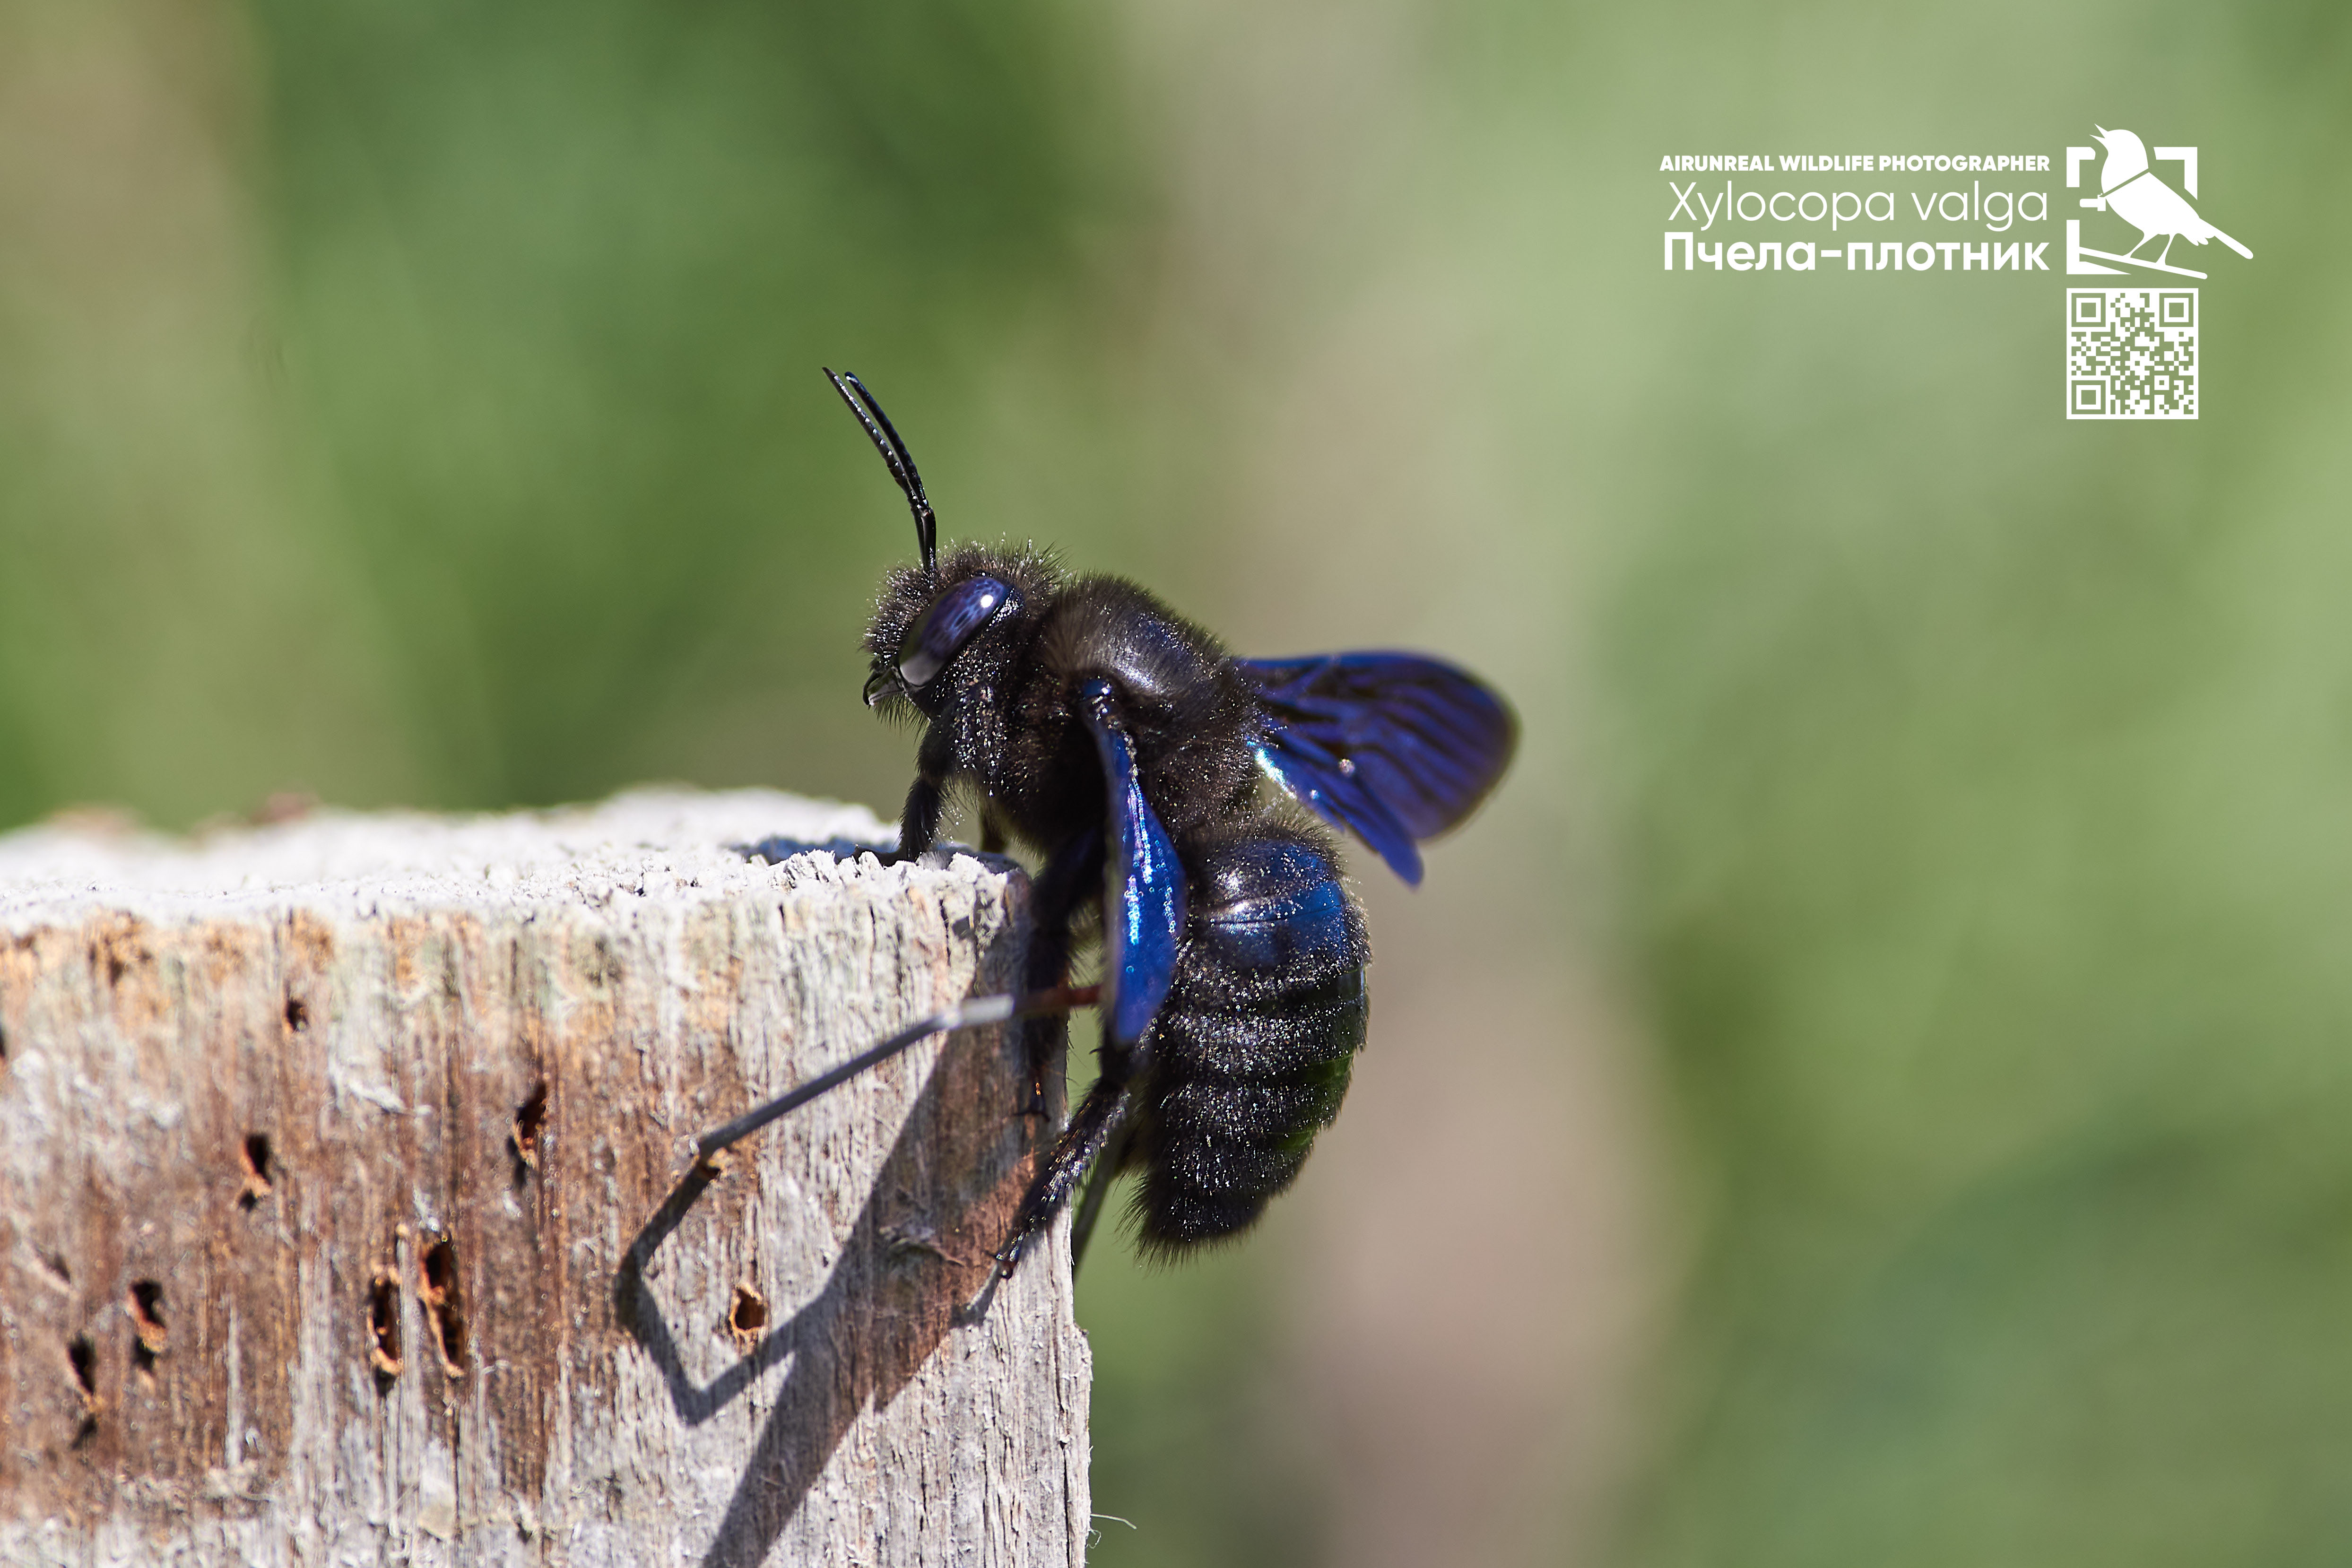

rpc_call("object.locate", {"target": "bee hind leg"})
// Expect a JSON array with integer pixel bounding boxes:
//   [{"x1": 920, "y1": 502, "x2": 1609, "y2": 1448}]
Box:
[
  {"x1": 993, "y1": 1075, "x2": 1133, "y2": 1279},
  {"x1": 1068, "y1": 1113, "x2": 1138, "y2": 1273}
]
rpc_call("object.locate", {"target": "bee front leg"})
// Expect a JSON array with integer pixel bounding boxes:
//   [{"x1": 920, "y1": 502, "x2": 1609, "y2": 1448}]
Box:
[{"x1": 881, "y1": 724, "x2": 954, "y2": 865}]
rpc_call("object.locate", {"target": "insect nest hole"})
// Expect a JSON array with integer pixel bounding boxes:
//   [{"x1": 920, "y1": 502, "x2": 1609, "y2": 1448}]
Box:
[
  {"x1": 726, "y1": 1282, "x2": 769, "y2": 1350},
  {"x1": 367, "y1": 1270, "x2": 402, "y2": 1387},
  {"x1": 417, "y1": 1239, "x2": 469, "y2": 1376},
  {"x1": 67, "y1": 1334, "x2": 99, "y2": 1444},
  {"x1": 126, "y1": 1280, "x2": 166, "y2": 1382},
  {"x1": 237, "y1": 1132, "x2": 275, "y2": 1208},
  {"x1": 510, "y1": 1082, "x2": 549, "y2": 1173}
]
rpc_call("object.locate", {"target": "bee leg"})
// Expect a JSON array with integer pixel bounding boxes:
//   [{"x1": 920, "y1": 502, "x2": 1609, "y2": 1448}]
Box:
[
  {"x1": 879, "y1": 724, "x2": 952, "y2": 865},
  {"x1": 980, "y1": 809, "x2": 1008, "y2": 855},
  {"x1": 994, "y1": 1074, "x2": 1133, "y2": 1278},
  {"x1": 1016, "y1": 828, "x2": 1104, "y2": 1116},
  {"x1": 1068, "y1": 1112, "x2": 1137, "y2": 1274}
]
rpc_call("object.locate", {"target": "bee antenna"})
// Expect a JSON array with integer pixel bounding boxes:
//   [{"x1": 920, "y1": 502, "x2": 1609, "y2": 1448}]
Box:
[{"x1": 823, "y1": 368, "x2": 937, "y2": 576}]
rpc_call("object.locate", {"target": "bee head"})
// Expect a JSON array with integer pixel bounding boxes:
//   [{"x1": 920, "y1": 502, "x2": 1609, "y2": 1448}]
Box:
[
  {"x1": 862, "y1": 547, "x2": 1043, "y2": 715},
  {"x1": 826, "y1": 370, "x2": 1059, "y2": 716}
]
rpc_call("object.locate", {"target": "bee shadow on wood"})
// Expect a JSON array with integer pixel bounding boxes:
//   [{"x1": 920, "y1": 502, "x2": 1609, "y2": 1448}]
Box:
[{"x1": 613, "y1": 907, "x2": 1044, "y2": 1568}]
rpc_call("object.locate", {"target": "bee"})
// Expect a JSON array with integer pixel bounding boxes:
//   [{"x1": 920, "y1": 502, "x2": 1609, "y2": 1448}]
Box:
[{"x1": 697, "y1": 371, "x2": 1516, "y2": 1277}]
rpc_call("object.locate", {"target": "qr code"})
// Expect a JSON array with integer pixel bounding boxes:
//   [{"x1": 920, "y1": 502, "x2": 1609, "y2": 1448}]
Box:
[{"x1": 2066, "y1": 289, "x2": 2196, "y2": 419}]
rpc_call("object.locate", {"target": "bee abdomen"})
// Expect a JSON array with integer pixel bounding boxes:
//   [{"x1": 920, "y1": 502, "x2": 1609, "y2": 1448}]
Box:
[{"x1": 1132, "y1": 829, "x2": 1370, "y2": 1253}]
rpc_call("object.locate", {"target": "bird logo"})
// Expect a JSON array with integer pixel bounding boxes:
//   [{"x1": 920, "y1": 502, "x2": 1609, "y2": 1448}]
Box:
[{"x1": 2070, "y1": 126, "x2": 2251, "y2": 278}]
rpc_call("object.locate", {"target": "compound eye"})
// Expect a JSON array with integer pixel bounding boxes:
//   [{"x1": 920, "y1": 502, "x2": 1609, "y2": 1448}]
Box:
[{"x1": 898, "y1": 576, "x2": 1016, "y2": 688}]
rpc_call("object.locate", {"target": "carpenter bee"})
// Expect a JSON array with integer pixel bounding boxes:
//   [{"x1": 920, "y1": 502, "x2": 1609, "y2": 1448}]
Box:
[{"x1": 698, "y1": 371, "x2": 1516, "y2": 1277}]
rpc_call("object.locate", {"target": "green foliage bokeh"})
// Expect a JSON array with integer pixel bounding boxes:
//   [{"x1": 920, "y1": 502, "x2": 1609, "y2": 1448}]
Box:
[{"x1": 4, "y1": 0, "x2": 2352, "y2": 1563}]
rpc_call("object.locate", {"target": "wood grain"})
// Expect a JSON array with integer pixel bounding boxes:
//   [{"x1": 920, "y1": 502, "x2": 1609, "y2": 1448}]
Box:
[{"x1": 0, "y1": 789, "x2": 1089, "y2": 1567}]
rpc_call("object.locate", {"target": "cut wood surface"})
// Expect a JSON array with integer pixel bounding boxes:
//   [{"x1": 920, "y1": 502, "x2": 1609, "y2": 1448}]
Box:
[{"x1": 0, "y1": 789, "x2": 1089, "y2": 1568}]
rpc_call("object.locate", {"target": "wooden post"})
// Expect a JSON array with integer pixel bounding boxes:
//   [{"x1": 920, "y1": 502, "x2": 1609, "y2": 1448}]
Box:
[{"x1": 0, "y1": 790, "x2": 1090, "y2": 1567}]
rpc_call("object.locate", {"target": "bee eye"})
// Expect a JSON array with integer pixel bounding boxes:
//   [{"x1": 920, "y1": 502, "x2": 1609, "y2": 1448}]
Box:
[{"x1": 898, "y1": 576, "x2": 1016, "y2": 688}]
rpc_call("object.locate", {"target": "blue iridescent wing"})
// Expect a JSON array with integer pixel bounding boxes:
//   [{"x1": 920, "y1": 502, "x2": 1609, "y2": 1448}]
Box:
[
  {"x1": 1235, "y1": 652, "x2": 1516, "y2": 886},
  {"x1": 1077, "y1": 680, "x2": 1188, "y2": 1045}
]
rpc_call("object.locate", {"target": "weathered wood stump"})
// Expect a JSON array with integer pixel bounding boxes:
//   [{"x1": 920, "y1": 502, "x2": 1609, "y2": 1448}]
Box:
[{"x1": 0, "y1": 790, "x2": 1089, "y2": 1567}]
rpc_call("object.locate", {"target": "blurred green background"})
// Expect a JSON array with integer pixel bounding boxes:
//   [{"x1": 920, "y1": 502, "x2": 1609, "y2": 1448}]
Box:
[{"x1": 5, "y1": 0, "x2": 2351, "y2": 1563}]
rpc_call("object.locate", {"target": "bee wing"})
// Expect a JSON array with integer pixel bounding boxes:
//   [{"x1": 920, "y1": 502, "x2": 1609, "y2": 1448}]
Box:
[
  {"x1": 1078, "y1": 681, "x2": 1189, "y2": 1045},
  {"x1": 1235, "y1": 652, "x2": 1517, "y2": 886}
]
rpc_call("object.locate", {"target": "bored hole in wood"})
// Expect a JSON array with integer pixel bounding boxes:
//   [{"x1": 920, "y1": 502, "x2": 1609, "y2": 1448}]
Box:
[
  {"x1": 418, "y1": 1239, "x2": 469, "y2": 1375},
  {"x1": 283, "y1": 996, "x2": 309, "y2": 1032},
  {"x1": 68, "y1": 1335, "x2": 99, "y2": 1444},
  {"x1": 238, "y1": 1133, "x2": 275, "y2": 1207},
  {"x1": 127, "y1": 1280, "x2": 165, "y2": 1380},
  {"x1": 727, "y1": 1282, "x2": 769, "y2": 1349},
  {"x1": 511, "y1": 1082, "x2": 548, "y2": 1171},
  {"x1": 367, "y1": 1271, "x2": 402, "y2": 1384}
]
